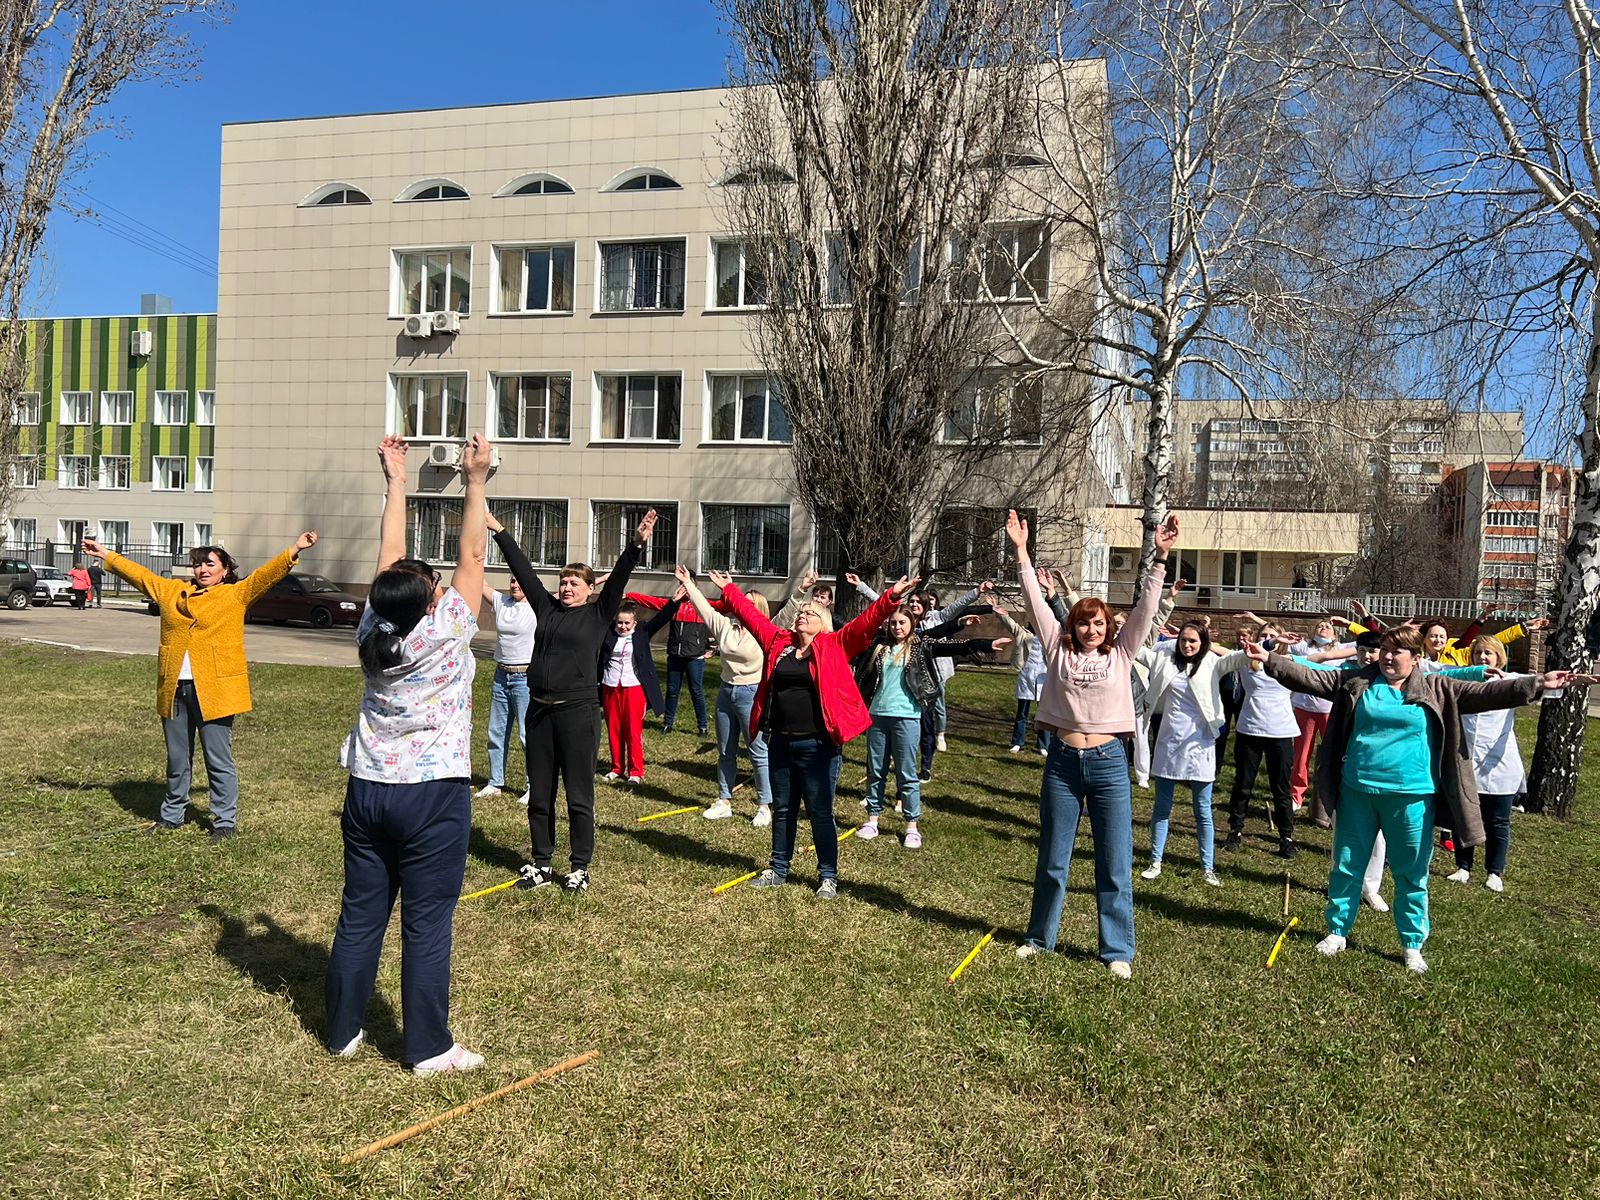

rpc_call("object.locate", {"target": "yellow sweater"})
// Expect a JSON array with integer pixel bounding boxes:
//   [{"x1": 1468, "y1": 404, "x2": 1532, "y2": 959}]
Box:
[
  {"x1": 1348, "y1": 621, "x2": 1527, "y2": 667},
  {"x1": 104, "y1": 548, "x2": 300, "y2": 720}
]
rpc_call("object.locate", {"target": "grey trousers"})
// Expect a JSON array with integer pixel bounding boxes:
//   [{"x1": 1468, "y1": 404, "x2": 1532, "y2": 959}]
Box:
[{"x1": 162, "y1": 681, "x2": 238, "y2": 827}]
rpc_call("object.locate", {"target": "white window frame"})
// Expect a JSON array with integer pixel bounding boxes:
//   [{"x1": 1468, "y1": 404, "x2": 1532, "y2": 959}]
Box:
[
  {"x1": 8, "y1": 517, "x2": 38, "y2": 547},
  {"x1": 593, "y1": 373, "x2": 683, "y2": 444},
  {"x1": 98, "y1": 456, "x2": 131, "y2": 490},
  {"x1": 194, "y1": 523, "x2": 214, "y2": 547},
  {"x1": 495, "y1": 172, "x2": 576, "y2": 198},
  {"x1": 14, "y1": 392, "x2": 39, "y2": 425},
  {"x1": 100, "y1": 391, "x2": 134, "y2": 426},
  {"x1": 390, "y1": 372, "x2": 470, "y2": 441},
  {"x1": 823, "y1": 232, "x2": 922, "y2": 307},
  {"x1": 57, "y1": 455, "x2": 91, "y2": 489},
  {"x1": 391, "y1": 246, "x2": 474, "y2": 317},
  {"x1": 590, "y1": 500, "x2": 678, "y2": 571},
  {"x1": 491, "y1": 243, "x2": 577, "y2": 315},
  {"x1": 154, "y1": 391, "x2": 188, "y2": 426},
  {"x1": 396, "y1": 178, "x2": 469, "y2": 203},
  {"x1": 60, "y1": 391, "x2": 92, "y2": 426},
  {"x1": 704, "y1": 373, "x2": 792, "y2": 444},
  {"x1": 195, "y1": 391, "x2": 216, "y2": 426},
  {"x1": 940, "y1": 372, "x2": 1044, "y2": 445},
  {"x1": 601, "y1": 167, "x2": 683, "y2": 193},
  {"x1": 708, "y1": 238, "x2": 796, "y2": 310},
  {"x1": 949, "y1": 221, "x2": 1050, "y2": 302},
  {"x1": 595, "y1": 237, "x2": 688, "y2": 312},
  {"x1": 98, "y1": 520, "x2": 129, "y2": 548},
  {"x1": 490, "y1": 373, "x2": 573, "y2": 442},
  {"x1": 699, "y1": 502, "x2": 792, "y2": 577},
  {"x1": 195, "y1": 456, "x2": 214, "y2": 493},
  {"x1": 7, "y1": 457, "x2": 38, "y2": 489},
  {"x1": 487, "y1": 498, "x2": 569, "y2": 567},
  {"x1": 1220, "y1": 550, "x2": 1260, "y2": 594},
  {"x1": 406, "y1": 497, "x2": 463, "y2": 564},
  {"x1": 152, "y1": 521, "x2": 184, "y2": 554},
  {"x1": 152, "y1": 456, "x2": 186, "y2": 492}
]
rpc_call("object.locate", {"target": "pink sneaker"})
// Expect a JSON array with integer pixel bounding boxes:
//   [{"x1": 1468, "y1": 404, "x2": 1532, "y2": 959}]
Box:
[
  {"x1": 903, "y1": 829, "x2": 923, "y2": 849},
  {"x1": 412, "y1": 1043, "x2": 485, "y2": 1077}
]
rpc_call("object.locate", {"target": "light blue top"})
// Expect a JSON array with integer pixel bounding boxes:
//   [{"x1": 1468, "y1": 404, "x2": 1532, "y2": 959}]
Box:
[
  {"x1": 1344, "y1": 682, "x2": 1436, "y2": 796},
  {"x1": 870, "y1": 650, "x2": 920, "y2": 718}
]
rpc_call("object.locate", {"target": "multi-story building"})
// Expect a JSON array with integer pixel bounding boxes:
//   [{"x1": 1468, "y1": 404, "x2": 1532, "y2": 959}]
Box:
[
  {"x1": 212, "y1": 74, "x2": 1123, "y2": 592},
  {"x1": 1442, "y1": 461, "x2": 1572, "y2": 617},
  {"x1": 4, "y1": 306, "x2": 217, "y2": 560}
]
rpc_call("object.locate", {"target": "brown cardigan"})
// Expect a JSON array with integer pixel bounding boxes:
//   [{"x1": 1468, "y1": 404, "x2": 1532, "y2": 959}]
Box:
[{"x1": 1263, "y1": 657, "x2": 1539, "y2": 847}]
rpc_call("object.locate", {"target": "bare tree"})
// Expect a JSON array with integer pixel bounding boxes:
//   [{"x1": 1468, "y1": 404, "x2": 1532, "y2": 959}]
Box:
[
  {"x1": 717, "y1": 0, "x2": 1114, "y2": 598},
  {"x1": 0, "y1": 0, "x2": 216, "y2": 519}
]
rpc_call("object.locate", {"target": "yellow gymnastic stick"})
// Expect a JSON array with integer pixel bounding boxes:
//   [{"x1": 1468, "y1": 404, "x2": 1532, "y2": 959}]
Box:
[
  {"x1": 338, "y1": 1050, "x2": 599, "y2": 1164},
  {"x1": 636, "y1": 805, "x2": 700, "y2": 823},
  {"x1": 711, "y1": 828, "x2": 859, "y2": 894},
  {"x1": 460, "y1": 877, "x2": 521, "y2": 902},
  {"x1": 1266, "y1": 916, "x2": 1300, "y2": 969},
  {"x1": 947, "y1": 928, "x2": 997, "y2": 984}
]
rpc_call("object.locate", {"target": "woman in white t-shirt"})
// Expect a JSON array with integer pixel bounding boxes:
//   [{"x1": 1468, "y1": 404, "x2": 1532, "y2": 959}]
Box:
[{"x1": 326, "y1": 433, "x2": 492, "y2": 1078}]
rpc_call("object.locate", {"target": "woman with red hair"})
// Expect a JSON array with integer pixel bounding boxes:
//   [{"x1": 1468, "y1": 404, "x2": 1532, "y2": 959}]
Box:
[{"x1": 1009, "y1": 510, "x2": 1178, "y2": 978}]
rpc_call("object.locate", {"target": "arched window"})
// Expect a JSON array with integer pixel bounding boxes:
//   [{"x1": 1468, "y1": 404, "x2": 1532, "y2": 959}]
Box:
[
  {"x1": 496, "y1": 172, "x2": 576, "y2": 197},
  {"x1": 397, "y1": 178, "x2": 470, "y2": 202},
  {"x1": 718, "y1": 164, "x2": 795, "y2": 186},
  {"x1": 972, "y1": 149, "x2": 1049, "y2": 170},
  {"x1": 300, "y1": 182, "x2": 371, "y2": 207},
  {"x1": 603, "y1": 167, "x2": 683, "y2": 193}
]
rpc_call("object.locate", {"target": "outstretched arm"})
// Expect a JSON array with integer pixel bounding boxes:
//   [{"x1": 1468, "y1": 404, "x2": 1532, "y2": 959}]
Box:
[
  {"x1": 642, "y1": 587, "x2": 686, "y2": 637},
  {"x1": 836, "y1": 576, "x2": 920, "y2": 658},
  {"x1": 1115, "y1": 515, "x2": 1178, "y2": 653},
  {"x1": 597, "y1": 509, "x2": 655, "y2": 622},
  {"x1": 375, "y1": 436, "x2": 410, "y2": 574},
  {"x1": 85, "y1": 538, "x2": 174, "y2": 605},
  {"x1": 716, "y1": 573, "x2": 780, "y2": 653},
  {"x1": 844, "y1": 571, "x2": 881, "y2": 603},
  {"x1": 448, "y1": 436, "x2": 492, "y2": 601},
  {"x1": 490, "y1": 511, "x2": 555, "y2": 616},
  {"x1": 239, "y1": 532, "x2": 318, "y2": 607},
  {"x1": 1259, "y1": 646, "x2": 1346, "y2": 699}
]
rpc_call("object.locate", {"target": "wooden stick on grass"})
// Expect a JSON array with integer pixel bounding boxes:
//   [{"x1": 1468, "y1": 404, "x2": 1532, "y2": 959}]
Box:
[
  {"x1": 339, "y1": 1050, "x2": 599, "y2": 1164},
  {"x1": 1282, "y1": 874, "x2": 1291, "y2": 920}
]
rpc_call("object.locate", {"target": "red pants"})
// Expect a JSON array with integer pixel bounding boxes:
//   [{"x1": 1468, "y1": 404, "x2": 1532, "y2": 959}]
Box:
[
  {"x1": 601, "y1": 684, "x2": 647, "y2": 778},
  {"x1": 1290, "y1": 707, "x2": 1328, "y2": 809}
]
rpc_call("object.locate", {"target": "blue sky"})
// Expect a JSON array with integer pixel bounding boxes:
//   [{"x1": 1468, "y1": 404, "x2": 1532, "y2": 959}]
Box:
[{"x1": 31, "y1": 1, "x2": 729, "y2": 317}]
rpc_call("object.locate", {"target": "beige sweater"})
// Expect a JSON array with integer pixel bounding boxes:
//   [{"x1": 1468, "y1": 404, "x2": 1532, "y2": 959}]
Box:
[{"x1": 685, "y1": 585, "x2": 765, "y2": 686}]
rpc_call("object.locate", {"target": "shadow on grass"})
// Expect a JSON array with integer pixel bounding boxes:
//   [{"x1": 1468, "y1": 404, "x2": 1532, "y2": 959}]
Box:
[
  {"x1": 612, "y1": 823, "x2": 754, "y2": 873},
  {"x1": 929, "y1": 789, "x2": 1037, "y2": 833},
  {"x1": 34, "y1": 775, "x2": 218, "y2": 829},
  {"x1": 468, "y1": 823, "x2": 527, "y2": 875},
  {"x1": 842, "y1": 877, "x2": 1000, "y2": 941},
  {"x1": 1133, "y1": 890, "x2": 1284, "y2": 936},
  {"x1": 197, "y1": 904, "x2": 403, "y2": 1060}
]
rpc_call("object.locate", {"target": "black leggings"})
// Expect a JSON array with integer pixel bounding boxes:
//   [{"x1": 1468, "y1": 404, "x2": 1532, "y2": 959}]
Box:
[
  {"x1": 1228, "y1": 733, "x2": 1295, "y2": 837},
  {"x1": 525, "y1": 699, "x2": 600, "y2": 870}
]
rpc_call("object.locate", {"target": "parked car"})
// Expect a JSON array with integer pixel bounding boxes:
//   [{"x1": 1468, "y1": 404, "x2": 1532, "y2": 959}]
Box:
[
  {"x1": 31, "y1": 565, "x2": 74, "y2": 606},
  {"x1": 246, "y1": 571, "x2": 364, "y2": 628},
  {"x1": 1, "y1": 557, "x2": 38, "y2": 610},
  {"x1": 145, "y1": 565, "x2": 195, "y2": 615}
]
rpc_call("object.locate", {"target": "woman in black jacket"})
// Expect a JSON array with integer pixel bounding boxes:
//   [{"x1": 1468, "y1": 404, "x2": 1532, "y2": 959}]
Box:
[
  {"x1": 487, "y1": 508, "x2": 656, "y2": 894},
  {"x1": 854, "y1": 607, "x2": 1007, "y2": 848}
]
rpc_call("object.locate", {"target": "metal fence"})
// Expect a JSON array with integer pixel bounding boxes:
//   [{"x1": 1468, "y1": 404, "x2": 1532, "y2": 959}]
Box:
[
  {"x1": 1075, "y1": 578, "x2": 1552, "y2": 623},
  {"x1": 4, "y1": 541, "x2": 186, "y2": 597}
]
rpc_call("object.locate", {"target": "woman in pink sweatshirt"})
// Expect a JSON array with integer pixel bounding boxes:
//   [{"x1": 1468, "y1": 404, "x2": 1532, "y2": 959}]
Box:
[{"x1": 1009, "y1": 509, "x2": 1178, "y2": 978}]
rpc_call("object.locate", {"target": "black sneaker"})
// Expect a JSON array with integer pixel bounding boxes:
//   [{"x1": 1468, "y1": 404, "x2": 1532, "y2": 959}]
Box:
[
  {"x1": 563, "y1": 868, "x2": 590, "y2": 894},
  {"x1": 209, "y1": 825, "x2": 237, "y2": 845},
  {"x1": 516, "y1": 863, "x2": 556, "y2": 889},
  {"x1": 1222, "y1": 830, "x2": 1243, "y2": 853},
  {"x1": 145, "y1": 819, "x2": 182, "y2": 835},
  {"x1": 1278, "y1": 838, "x2": 1298, "y2": 860}
]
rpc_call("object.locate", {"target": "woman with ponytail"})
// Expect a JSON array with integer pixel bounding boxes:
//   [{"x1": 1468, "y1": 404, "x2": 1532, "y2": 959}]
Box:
[{"x1": 328, "y1": 433, "x2": 493, "y2": 1077}]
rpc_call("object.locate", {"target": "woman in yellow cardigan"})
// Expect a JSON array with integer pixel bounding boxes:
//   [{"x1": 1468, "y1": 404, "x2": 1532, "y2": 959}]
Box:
[{"x1": 81, "y1": 531, "x2": 319, "y2": 841}]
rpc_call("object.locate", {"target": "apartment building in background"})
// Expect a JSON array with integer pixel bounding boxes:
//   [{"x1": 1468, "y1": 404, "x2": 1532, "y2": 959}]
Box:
[
  {"x1": 3, "y1": 305, "x2": 216, "y2": 560},
  {"x1": 1442, "y1": 461, "x2": 1573, "y2": 617},
  {"x1": 211, "y1": 72, "x2": 1126, "y2": 593}
]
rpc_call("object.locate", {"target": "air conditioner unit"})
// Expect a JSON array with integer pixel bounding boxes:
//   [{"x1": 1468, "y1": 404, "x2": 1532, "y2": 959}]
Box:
[
  {"x1": 1109, "y1": 551, "x2": 1132, "y2": 572},
  {"x1": 427, "y1": 442, "x2": 461, "y2": 468},
  {"x1": 130, "y1": 329, "x2": 153, "y2": 357},
  {"x1": 402, "y1": 314, "x2": 432, "y2": 339},
  {"x1": 431, "y1": 310, "x2": 461, "y2": 335}
]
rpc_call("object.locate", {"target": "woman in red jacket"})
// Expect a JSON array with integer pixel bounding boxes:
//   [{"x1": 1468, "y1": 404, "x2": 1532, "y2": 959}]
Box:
[{"x1": 711, "y1": 567, "x2": 918, "y2": 899}]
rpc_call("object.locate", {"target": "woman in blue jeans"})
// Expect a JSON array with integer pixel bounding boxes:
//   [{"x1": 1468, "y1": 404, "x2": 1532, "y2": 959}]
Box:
[
  {"x1": 1009, "y1": 508, "x2": 1177, "y2": 978},
  {"x1": 676, "y1": 565, "x2": 773, "y2": 825}
]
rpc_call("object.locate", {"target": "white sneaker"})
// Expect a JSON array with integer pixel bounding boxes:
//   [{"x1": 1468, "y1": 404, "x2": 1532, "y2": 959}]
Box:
[
  {"x1": 1403, "y1": 948, "x2": 1429, "y2": 974},
  {"x1": 334, "y1": 1029, "x2": 365, "y2": 1057},
  {"x1": 1108, "y1": 960, "x2": 1133, "y2": 980},
  {"x1": 1016, "y1": 943, "x2": 1043, "y2": 960},
  {"x1": 1446, "y1": 868, "x2": 1470, "y2": 884},
  {"x1": 752, "y1": 806, "x2": 772, "y2": 829},
  {"x1": 412, "y1": 1043, "x2": 485, "y2": 1077},
  {"x1": 703, "y1": 799, "x2": 733, "y2": 820},
  {"x1": 1203, "y1": 870, "x2": 1221, "y2": 887},
  {"x1": 517, "y1": 790, "x2": 529, "y2": 806},
  {"x1": 859, "y1": 796, "x2": 870, "y2": 808},
  {"x1": 936, "y1": 733, "x2": 947, "y2": 752},
  {"x1": 1009, "y1": 745, "x2": 1022, "y2": 754},
  {"x1": 474, "y1": 784, "x2": 502, "y2": 799},
  {"x1": 1135, "y1": 777, "x2": 1151, "y2": 790},
  {"x1": 1140, "y1": 862, "x2": 1162, "y2": 880},
  {"x1": 1315, "y1": 934, "x2": 1347, "y2": 957},
  {"x1": 1486, "y1": 873, "x2": 1505, "y2": 893},
  {"x1": 603, "y1": 771, "x2": 621, "y2": 783},
  {"x1": 1362, "y1": 887, "x2": 1390, "y2": 913},
  {"x1": 1037, "y1": 747, "x2": 1048, "y2": 757},
  {"x1": 855, "y1": 821, "x2": 879, "y2": 841},
  {"x1": 627, "y1": 775, "x2": 643, "y2": 785}
]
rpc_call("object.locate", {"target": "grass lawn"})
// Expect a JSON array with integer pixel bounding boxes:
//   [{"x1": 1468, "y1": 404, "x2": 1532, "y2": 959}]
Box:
[{"x1": 0, "y1": 641, "x2": 1597, "y2": 1198}]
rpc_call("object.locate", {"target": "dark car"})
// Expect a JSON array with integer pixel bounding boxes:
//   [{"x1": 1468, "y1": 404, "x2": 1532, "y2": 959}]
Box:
[
  {"x1": 246, "y1": 571, "x2": 364, "y2": 628},
  {"x1": 2, "y1": 557, "x2": 38, "y2": 610}
]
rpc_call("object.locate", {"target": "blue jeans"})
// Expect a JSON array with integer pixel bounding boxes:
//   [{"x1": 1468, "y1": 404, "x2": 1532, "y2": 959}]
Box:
[
  {"x1": 485, "y1": 667, "x2": 530, "y2": 788},
  {"x1": 664, "y1": 654, "x2": 707, "y2": 733},
  {"x1": 1012, "y1": 699, "x2": 1050, "y2": 751},
  {"x1": 932, "y1": 689, "x2": 948, "y2": 733},
  {"x1": 1151, "y1": 777, "x2": 1215, "y2": 871},
  {"x1": 715, "y1": 682, "x2": 771, "y2": 806},
  {"x1": 865, "y1": 715, "x2": 921, "y2": 821},
  {"x1": 1454, "y1": 792, "x2": 1515, "y2": 875},
  {"x1": 1024, "y1": 738, "x2": 1135, "y2": 963},
  {"x1": 768, "y1": 735, "x2": 842, "y2": 881}
]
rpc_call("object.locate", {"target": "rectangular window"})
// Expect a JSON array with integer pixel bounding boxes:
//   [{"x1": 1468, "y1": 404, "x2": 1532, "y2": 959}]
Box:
[
  {"x1": 933, "y1": 506, "x2": 1036, "y2": 578},
  {"x1": 100, "y1": 391, "x2": 134, "y2": 425},
  {"x1": 813, "y1": 526, "x2": 910, "y2": 580},
  {"x1": 493, "y1": 374, "x2": 572, "y2": 441},
  {"x1": 599, "y1": 240, "x2": 686, "y2": 311},
  {"x1": 7, "y1": 517, "x2": 37, "y2": 547},
  {"x1": 1487, "y1": 510, "x2": 1538, "y2": 528},
  {"x1": 99, "y1": 520, "x2": 129, "y2": 549},
  {"x1": 1485, "y1": 536, "x2": 1538, "y2": 554},
  {"x1": 950, "y1": 222, "x2": 1050, "y2": 301},
  {"x1": 407, "y1": 497, "x2": 463, "y2": 563},
  {"x1": 1175, "y1": 549, "x2": 1201, "y2": 585},
  {"x1": 824, "y1": 233, "x2": 921, "y2": 305},
  {"x1": 57, "y1": 455, "x2": 91, "y2": 489},
  {"x1": 1221, "y1": 550, "x2": 1259, "y2": 593},
  {"x1": 597, "y1": 374, "x2": 681, "y2": 442},
  {"x1": 496, "y1": 244, "x2": 575, "y2": 313},
  {"x1": 393, "y1": 374, "x2": 468, "y2": 440},
  {"x1": 711, "y1": 239, "x2": 799, "y2": 309},
  {"x1": 707, "y1": 374, "x2": 791, "y2": 443},
  {"x1": 592, "y1": 501, "x2": 677, "y2": 571},
  {"x1": 195, "y1": 457, "x2": 214, "y2": 492},
  {"x1": 395, "y1": 248, "x2": 472, "y2": 315},
  {"x1": 152, "y1": 456, "x2": 186, "y2": 491},
  {"x1": 942, "y1": 372, "x2": 1042, "y2": 444},
  {"x1": 14, "y1": 393, "x2": 39, "y2": 425},
  {"x1": 194, "y1": 523, "x2": 213, "y2": 547},
  {"x1": 99, "y1": 456, "x2": 131, "y2": 490},
  {"x1": 1496, "y1": 485, "x2": 1537, "y2": 502},
  {"x1": 61, "y1": 392, "x2": 91, "y2": 425},
  {"x1": 487, "y1": 499, "x2": 568, "y2": 567},
  {"x1": 702, "y1": 504, "x2": 791, "y2": 576},
  {"x1": 154, "y1": 391, "x2": 188, "y2": 425},
  {"x1": 195, "y1": 391, "x2": 216, "y2": 426},
  {"x1": 8, "y1": 457, "x2": 38, "y2": 489},
  {"x1": 152, "y1": 522, "x2": 184, "y2": 555}
]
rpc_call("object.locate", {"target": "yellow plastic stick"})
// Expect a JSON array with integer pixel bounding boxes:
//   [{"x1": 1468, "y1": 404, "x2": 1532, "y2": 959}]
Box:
[
  {"x1": 339, "y1": 1050, "x2": 598, "y2": 1164},
  {"x1": 711, "y1": 869, "x2": 759, "y2": 895},
  {"x1": 1266, "y1": 916, "x2": 1300, "y2": 969},
  {"x1": 460, "y1": 877, "x2": 521, "y2": 902},
  {"x1": 636, "y1": 805, "x2": 700, "y2": 823},
  {"x1": 947, "y1": 928, "x2": 997, "y2": 984}
]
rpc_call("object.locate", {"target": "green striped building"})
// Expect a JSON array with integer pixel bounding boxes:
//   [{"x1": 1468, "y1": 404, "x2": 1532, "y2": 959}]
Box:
[{"x1": 5, "y1": 312, "x2": 217, "y2": 557}]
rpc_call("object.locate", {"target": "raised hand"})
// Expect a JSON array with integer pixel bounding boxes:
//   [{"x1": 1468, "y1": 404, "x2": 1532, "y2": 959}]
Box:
[
  {"x1": 1004, "y1": 509, "x2": 1029, "y2": 551},
  {"x1": 295, "y1": 530, "x2": 319, "y2": 553},
  {"x1": 707, "y1": 569, "x2": 734, "y2": 592},
  {"x1": 1241, "y1": 638, "x2": 1269, "y2": 663},
  {"x1": 798, "y1": 568, "x2": 819, "y2": 591},
  {"x1": 978, "y1": 579, "x2": 996, "y2": 595},
  {"x1": 674, "y1": 563, "x2": 692, "y2": 585},
  {"x1": 961, "y1": 615, "x2": 983, "y2": 627},
  {"x1": 377, "y1": 435, "x2": 409, "y2": 484},
  {"x1": 460, "y1": 433, "x2": 494, "y2": 483},
  {"x1": 1169, "y1": 577, "x2": 1188, "y2": 598},
  {"x1": 1035, "y1": 566, "x2": 1056, "y2": 598},
  {"x1": 593, "y1": 571, "x2": 611, "y2": 587},
  {"x1": 81, "y1": 537, "x2": 107, "y2": 559},
  {"x1": 670, "y1": 584, "x2": 688, "y2": 603},
  {"x1": 888, "y1": 574, "x2": 921, "y2": 600},
  {"x1": 1153, "y1": 513, "x2": 1179, "y2": 557},
  {"x1": 844, "y1": 571, "x2": 862, "y2": 587},
  {"x1": 485, "y1": 507, "x2": 504, "y2": 534},
  {"x1": 634, "y1": 508, "x2": 659, "y2": 546},
  {"x1": 991, "y1": 637, "x2": 1013, "y2": 652},
  {"x1": 1527, "y1": 617, "x2": 1550, "y2": 631}
]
